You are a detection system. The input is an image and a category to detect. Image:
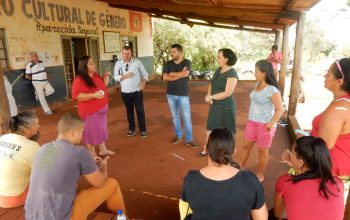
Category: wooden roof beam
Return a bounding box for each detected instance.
[286,0,321,11]
[221,3,283,11]
[150,14,274,34]
[169,0,220,6]
[161,1,285,11]
[207,0,218,6]
[109,3,285,30]
[102,0,298,20]
[286,0,298,10]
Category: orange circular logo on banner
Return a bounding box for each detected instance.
[129,12,143,32]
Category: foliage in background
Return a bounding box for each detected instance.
[153,20,188,73]
[152,19,274,75]
[303,19,336,61]
[153,14,347,75]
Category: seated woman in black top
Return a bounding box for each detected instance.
[180,128,268,220]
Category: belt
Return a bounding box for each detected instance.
[122,90,140,94]
[32,79,48,82]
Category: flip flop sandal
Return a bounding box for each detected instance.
[197,152,208,157]
[99,150,115,156]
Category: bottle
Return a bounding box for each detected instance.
[116,209,126,220]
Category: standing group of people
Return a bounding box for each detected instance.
[187,46,284,183]
[71,46,149,156]
[1,42,349,220]
[180,56,350,220]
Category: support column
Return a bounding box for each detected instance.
[274,30,282,47]
[345,192,350,220]
[0,68,10,134]
[279,24,290,97]
[288,12,306,116]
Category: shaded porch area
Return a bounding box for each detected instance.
[0,80,290,219]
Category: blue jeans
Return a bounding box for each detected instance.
[167,94,193,142]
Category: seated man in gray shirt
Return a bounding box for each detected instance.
[25,114,126,220]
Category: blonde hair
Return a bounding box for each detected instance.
[57,114,84,134]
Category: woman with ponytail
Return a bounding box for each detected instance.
[180,128,267,220]
[240,60,284,182]
[274,136,344,220]
[0,111,40,208]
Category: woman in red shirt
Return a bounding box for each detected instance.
[72,56,115,156]
[274,136,344,220]
[310,58,350,194]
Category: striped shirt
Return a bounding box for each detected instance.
[25,61,48,81]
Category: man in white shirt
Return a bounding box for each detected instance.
[25,52,55,115]
[113,46,148,137]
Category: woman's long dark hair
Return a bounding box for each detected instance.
[77,55,96,89]
[292,136,340,199]
[255,60,279,90]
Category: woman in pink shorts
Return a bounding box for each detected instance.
[239,60,284,182]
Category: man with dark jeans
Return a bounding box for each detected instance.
[114,46,148,137]
[162,44,197,148]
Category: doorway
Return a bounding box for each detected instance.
[120,36,138,57]
[61,36,100,98]
[72,38,87,73]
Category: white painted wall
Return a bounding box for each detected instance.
[0,0,153,69]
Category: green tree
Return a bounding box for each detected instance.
[153,19,189,75]
[191,43,216,71]
[153,19,275,75]
[303,19,336,61]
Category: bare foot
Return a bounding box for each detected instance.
[99,149,116,156]
[197,150,208,157]
[256,174,264,182]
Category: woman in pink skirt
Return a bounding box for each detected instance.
[72,56,115,156]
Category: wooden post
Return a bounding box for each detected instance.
[345,192,350,220]
[344,194,350,220]
[279,24,290,97]
[274,30,281,47]
[0,68,11,134]
[288,12,305,116]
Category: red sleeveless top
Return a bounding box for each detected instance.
[311,94,350,176]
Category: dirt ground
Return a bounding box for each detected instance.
[0,80,290,220]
